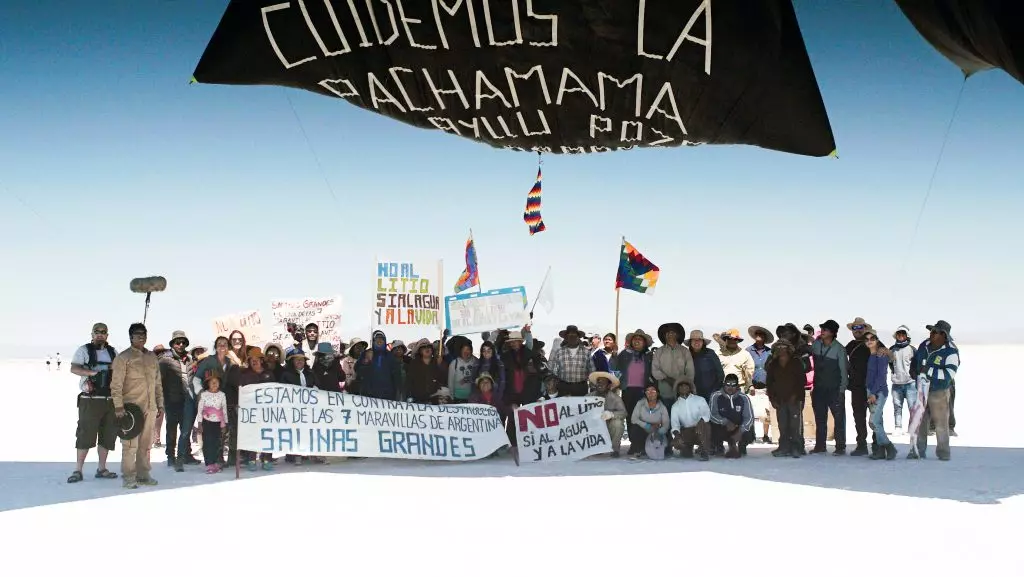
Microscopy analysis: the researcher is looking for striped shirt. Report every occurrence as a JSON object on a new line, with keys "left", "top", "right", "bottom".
{"left": 915, "top": 341, "right": 959, "bottom": 392}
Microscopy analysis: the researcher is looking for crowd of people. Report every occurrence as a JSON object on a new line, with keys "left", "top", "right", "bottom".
{"left": 65, "top": 316, "right": 960, "bottom": 489}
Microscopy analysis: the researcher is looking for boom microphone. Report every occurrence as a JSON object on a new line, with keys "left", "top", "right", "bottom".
{"left": 130, "top": 276, "right": 167, "bottom": 294}
{"left": 130, "top": 276, "right": 167, "bottom": 325}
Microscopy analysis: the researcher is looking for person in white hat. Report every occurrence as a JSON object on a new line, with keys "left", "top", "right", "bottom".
{"left": 889, "top": 326, "right": 917, "bottom": 433}
{"left": 589, "top": 372, "right": 627, "bottom": 457}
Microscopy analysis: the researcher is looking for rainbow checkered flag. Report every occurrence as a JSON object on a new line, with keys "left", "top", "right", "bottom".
{"left": 523, "top": 160, "right": 546, "bottom": 235}
{"left": 616, "top": 239, "right": 659, "bottom": 294}
{"left": 454, "top": 234, "right": 479, "bottom": 293}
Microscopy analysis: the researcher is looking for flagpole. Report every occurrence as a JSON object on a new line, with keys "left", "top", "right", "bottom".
{"left": 615, "top": 236, "right": 624, "bottom": 343}
{"left": 530, "top": 265, "right": 552, "bottom": 315}
{"left": 470, "top": 228, "right": 483, "bottom": 293}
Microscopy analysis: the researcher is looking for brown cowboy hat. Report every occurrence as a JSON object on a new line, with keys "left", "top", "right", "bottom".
{"left": 624, "top": 329, "right": 653, "bottom": 349}
{"left": 588, "top": 371, "right": 620, "bottom": 389}
{"left": 657, "top": 322, "right": 686, "bottom": 345}
{"left": 846, "top": 317, "right": 873, "bottom": 331}
{"left": 747, "top": 326, "right": 775, "bottom": 344}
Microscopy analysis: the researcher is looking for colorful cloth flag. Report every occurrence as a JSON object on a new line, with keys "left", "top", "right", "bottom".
{"left": 523, "top": 163, "right": 546, "bottom": 235}
{"left": 616, "top": 239, "right": 660, "bottom": 294}
{"left": 454, "top": 235, "right": 479, "bottom": 293}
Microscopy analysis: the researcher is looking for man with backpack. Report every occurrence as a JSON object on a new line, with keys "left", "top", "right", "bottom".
{"left": 67, "top": 323, "right": 120, "bottom": 483}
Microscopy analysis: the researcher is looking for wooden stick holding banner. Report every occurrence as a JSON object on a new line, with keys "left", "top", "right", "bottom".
{"left": 615, "top": 236, "right": 623, "bottom": 343}
{"left": 529, "top": 265, "right": 552, "bottom": 316}
{"left": 371, "top": 253, "right": 378, "bottom": 333}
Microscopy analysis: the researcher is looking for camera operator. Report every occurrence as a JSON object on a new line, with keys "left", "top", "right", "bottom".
{"left": 67, "top": 323, "right": 120, "bottom": 483}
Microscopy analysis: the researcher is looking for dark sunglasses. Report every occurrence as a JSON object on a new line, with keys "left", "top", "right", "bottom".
{"left": 230, "top": 337, "right": 244, "bottom": 343}
{"left": 852, "top": 324, "right": 866, "bottom": 331}
{"left": 93, "top": 330, "right": 108, "bottom": 335}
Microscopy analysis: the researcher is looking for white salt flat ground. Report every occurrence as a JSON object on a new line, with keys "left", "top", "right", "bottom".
{"left": 1, "top": 346, "right": 1020, "bottom": 576}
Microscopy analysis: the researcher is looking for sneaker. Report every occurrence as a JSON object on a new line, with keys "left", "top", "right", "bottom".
{"left": 137, "top": 477, "right": 158, "bottom": 486}
{"left": 174, "top": 458, "right": 184, "bottom": 473}
{"left": 851, "top": 445, "right": 869, "bottom": 457}
{"left": 261, "top": 461, "right": 275, "bottom": 471}
{"left": 206, "top": 465, "right": 218, "bottom": 474}
{"left": 246, "top": 461, "right": 258, "bottom": 472}
{"left": 123, "top": 479, "right": 139, "bottom": 490}
{"left": 906, "top": 449, "right": 919, "bottom": 460}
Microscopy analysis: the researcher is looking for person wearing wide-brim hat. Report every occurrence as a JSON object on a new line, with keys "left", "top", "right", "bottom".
{"left": 159, "top": 330, "right": 195, "bottom": 470}
{"left": 548, "top": 324, "right": 593, "bottom": 397}
{"left": 747, "top": 326, "right": 775, "bottom": 345}
{"left": 652, "top": 323, "right": 695, "bottom": 438}
{"left": 614, "top": 329, "right": 654, "bottom": 456}
{"left": 910, "top": 320, "right": 960, "bottom": 460}
{"left": 686, "top": 330, "right": 723, "bottom": 401}
{"left": 469, "top": 372, "right": 502, "bottom": 411}
{"left": 846, "top": 317, "right": 873, "bottom": 334}
{"left": 589, "top": 372, "right": 627, "bottom": 457}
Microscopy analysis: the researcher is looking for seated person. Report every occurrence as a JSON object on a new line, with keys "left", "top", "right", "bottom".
{"left": 670, "top": 381, "right": 712, "bottom": 461}
{"left": 588, "top": 371, "right": 628, "bottom": 457}
{"left": 709, "top": 374, "right": 754, "bottom": 458}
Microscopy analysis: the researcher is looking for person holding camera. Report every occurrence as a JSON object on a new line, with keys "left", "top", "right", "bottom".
{"left": 67, "top": 323, "right": 120, "bottom": 483}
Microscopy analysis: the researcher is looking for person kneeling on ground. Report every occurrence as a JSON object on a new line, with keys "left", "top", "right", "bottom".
{"left": 630, "top": 382, "right": 670, "bottom": 460}
{"left": 766, "top": 340, "right": 805, "bottom": 458}
{"left": 709, "top": 374, "right": 754, "bottom": 458}
{"left": 589, "top": 371, "right": 627, "bottom": 457}
{"left": 670, "top": 381, "right": 712, "bottom": 461}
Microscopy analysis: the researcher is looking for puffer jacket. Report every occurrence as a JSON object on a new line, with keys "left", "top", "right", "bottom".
{"left": 690, "top": 347, "right": 725, "bottom": 400}
{"left": 890, "top": 341, "right": 916, "bottom": 386}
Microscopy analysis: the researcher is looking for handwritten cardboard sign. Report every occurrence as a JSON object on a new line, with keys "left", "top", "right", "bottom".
{"left": 270, "top": 296, "right": 343, "bottom": 349}
{"left": 444, "top": 286, "right": 530, "bottom": 336}
{"left": 212, "top": 309, "right": 266, "bottom": 346}
{"left": 515, "top": 396, "right": 612, "bottom": 463}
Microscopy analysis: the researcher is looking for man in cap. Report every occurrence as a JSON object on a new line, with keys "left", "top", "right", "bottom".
{"left": 110, "top": 323, "right": 164, "bottom": 489}
{"left": 911, "top": 321, "right": 959, "bottom": 460}
{"left": 159, "top": 330, "right": 196, "bottom": 471}
{"left": 709, "top": 374, "right": 754, "bottom": 458}
{"left": 811, "top": 320, "right": 848, "bottom": 455}
{"left": 67, "top": 322, "right": 120, "bottom": 483}
{"left": 549, "top": 325, "right": 594, "bottom": 396}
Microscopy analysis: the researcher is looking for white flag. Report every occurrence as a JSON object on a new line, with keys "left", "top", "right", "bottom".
{"left": 537, "top": 268, "right": 555, "bottom": 314}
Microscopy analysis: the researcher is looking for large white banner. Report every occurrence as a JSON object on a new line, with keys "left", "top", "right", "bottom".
{"left": 515, "top": 396, "right": 612, "bottom": 463}
{"left": 238, "top": 383, "right": 509, "bottom": 460}
{"left": 269, "top": 296, "right": 343, "bottom": 349}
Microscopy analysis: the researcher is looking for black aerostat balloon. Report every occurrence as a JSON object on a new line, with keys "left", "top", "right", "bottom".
{"left": 895, "top": 0, "right": 1024, "bottom": 86}
{"left": 193, "top": 0, "right": 835, "bottom": 157}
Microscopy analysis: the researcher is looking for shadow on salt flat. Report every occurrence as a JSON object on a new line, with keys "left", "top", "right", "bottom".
{"left": 2, "top": 443, "right": 1021, "bottom": 512}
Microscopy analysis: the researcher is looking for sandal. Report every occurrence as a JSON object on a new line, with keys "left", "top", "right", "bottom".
{"left": 67, "top": 471, "right": 84, "bottom": 483}
{"left": 95, "top": 469, "right": 118, "bottom": 479}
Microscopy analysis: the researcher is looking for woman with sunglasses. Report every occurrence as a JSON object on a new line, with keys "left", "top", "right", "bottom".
{"left": 864, "top": 329, "right": 896, "bottom": 460}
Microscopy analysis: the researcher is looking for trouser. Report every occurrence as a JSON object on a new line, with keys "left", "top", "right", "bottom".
{"left": 623, "top": 387, "right": 645, "bottom": 453}
{"left": 673, "top": 420, "right": 711, "bottom": 456}
{"left": 202, "top": 420, "right": 223, "bottom": 466}
{"left": 661, "top": 397, "right": 675, "bottom": 457}
{"left": 891, "top": 384, "right": 909, "bottom": 428}
{"left": 504, "top": 403, "right": 520, "bottom": 447}
{"left": 711, "top": 422, "right": 749, "bottom": 452}
{"left": 849, "top": 387, "right": 873, "bottom": 447}
{"left": 121, "top": 412, "right": 154, "bottom": 482}
{"left": 179, "top": 396, "right": 196, "bottom": 459}
{"left": 868, "top": 390, "right": 890, "bottom": 446}
{"left": 557, "top": 380, "right": 588, "bottom": 396}
{"left": 948, "top": 381, "right": 956, "bottom": 429}
{"left": 607, "top": 418, "right": 624, "bottom": 454}
{"left": 917, "top": 388, "right": 952, "bottom": 458}
{"left": 152, "top": 412, "right": 164, "bottom": 444}
{"left": 801, "top": 390, "right": 815, "bottom": 445}
{"left": 163, "top": 402, "right": 184, "bottom": 461}
{"left": 812, "top": 389, "right": 846, "bottom": 450}
{"left": 776, "top": 399, "right": 802, "bottom": 452}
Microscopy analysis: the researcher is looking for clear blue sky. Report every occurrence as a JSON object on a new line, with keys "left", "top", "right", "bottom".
{"left": 2, "top": 0, "right": 1022, "bottom": 353}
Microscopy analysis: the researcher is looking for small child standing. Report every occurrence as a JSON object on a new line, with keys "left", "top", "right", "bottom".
{"left": 194, "top": 375, "right": 228, "bottom": 474}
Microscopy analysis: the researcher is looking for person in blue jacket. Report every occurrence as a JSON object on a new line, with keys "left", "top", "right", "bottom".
{"left": 863, "top": 329, "right": 896, "bottom": 460}
{"left": 354, "top": 330, "right": 402, "bottom": 400}
{"left": 911, "top": 320, "right": 959, "bottom": 461}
